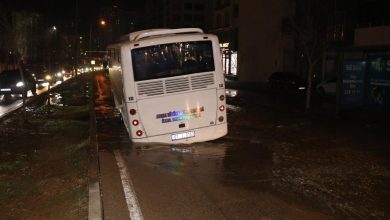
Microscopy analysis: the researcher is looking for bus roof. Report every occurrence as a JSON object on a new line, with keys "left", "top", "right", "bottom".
{"left": 129, "top": 28, "right": 204, "bottom": 42}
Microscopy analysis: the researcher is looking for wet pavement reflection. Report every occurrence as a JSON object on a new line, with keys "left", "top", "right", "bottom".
{"left": 95, "top": 73, "right": 390, "bottom": 219}
{"left": 94, "top": 73, "right": 330, "bottom": 219}
{"left": 130, "top": 142, "right": 229, "bottom": 176}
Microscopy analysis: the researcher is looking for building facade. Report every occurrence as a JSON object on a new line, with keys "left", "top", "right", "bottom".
{"left": 322, "top": 0, "right": 390, "bottom": 81}
{"left": 145, "top": 0, "right": 212, "bottom": 30}
{"left": 212, "top": 0, "right": 295, "bottom": 82}
{"left": 125, "top": 0, "right": 390, "bottom": 84}
{"left": 212, "top": 0, "right": 239, "bottom": 78}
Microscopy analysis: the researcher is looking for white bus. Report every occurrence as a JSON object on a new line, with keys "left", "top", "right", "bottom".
{"left": 107, "top": 28, "right": 227, "bottom": 144}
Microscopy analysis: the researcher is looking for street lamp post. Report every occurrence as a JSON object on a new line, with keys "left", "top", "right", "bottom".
{"left": 98, "top": 19, "right": 108, "bottom": 51}
{"left": 48, "top": 26, "right": 57, "bottom": 80}
{"left": 75, "top": 0, "right": 79, "bottom": 75}
{"left": 47, "top": 26, "right": 56, "bottom": 105}
{"left": 89, "top": 24, "right": 92, "bottom": 52}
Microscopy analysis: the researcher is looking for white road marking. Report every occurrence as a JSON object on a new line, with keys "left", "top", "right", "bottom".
{"left": 114, "top": 150, "right": 144, "bottom": 220}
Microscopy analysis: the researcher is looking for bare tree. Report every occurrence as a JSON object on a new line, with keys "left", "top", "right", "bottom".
{"left": 290, "top": 0, "right": 329, "bottom": 110}
{"left": 0, "top": 7, "right": 13, "bottom": 65}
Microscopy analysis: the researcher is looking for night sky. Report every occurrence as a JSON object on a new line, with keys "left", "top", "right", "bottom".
{"left": 1, "top": 0, "right": 144, "bottom": 23}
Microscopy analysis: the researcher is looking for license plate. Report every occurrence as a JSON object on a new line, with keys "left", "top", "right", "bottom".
{"left": 171, "top": 131, "right": 195, "bottom": 141}
{"left": 0, "top": 88, "right": 11, "bottom": 92}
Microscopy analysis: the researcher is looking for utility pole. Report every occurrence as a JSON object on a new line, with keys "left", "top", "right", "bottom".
{"left": 16, "top": 57, "right": 27, "bottom": 123}
{"left": 75, "top": 0, "right": 79, "bottom": 75}
{"left": 89, "top": 24, "right": 92, "bottom": 52}
{"left": 89, "top": 24, "right": 92, "bottom": 69}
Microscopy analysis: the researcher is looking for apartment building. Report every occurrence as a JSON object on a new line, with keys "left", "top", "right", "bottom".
{"left": 144, "top": 0, "right": 212, "bottom": 30}
{"left": 213, "top": 0, "right": 296, "bottom": 82}
{"left": 212, "top": 0, "right": 239, "bottom": 78}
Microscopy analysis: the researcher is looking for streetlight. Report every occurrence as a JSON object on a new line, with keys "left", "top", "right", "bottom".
{"left": 98, "top": 19, "right": 109, "bottom": 51}
{"left": 47, "top": 25, "right": 57, "bottom": 87}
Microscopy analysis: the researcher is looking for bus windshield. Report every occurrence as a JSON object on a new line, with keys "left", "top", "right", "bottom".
{"left": 131, "top": 41, "right": 215, "bottom": 81}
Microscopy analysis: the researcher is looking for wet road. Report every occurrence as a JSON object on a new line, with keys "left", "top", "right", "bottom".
{"left": 94, "top": 73, "right": 390, "bottom": 220}
{"left": 94, "top": 73, "right": 325, "bottom": 220}
{"left": 0, "top": 95, "right": 25, "bottom": 118}
{"left": 0, "top": 78, "right": 71, "bottom": 119}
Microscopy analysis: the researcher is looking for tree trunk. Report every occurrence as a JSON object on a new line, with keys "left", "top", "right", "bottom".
{"left": 18, "top": 62, "right": 28, "bottom": 123}
{"left": 305, "top": 64, "right": 313, "bottom": 110}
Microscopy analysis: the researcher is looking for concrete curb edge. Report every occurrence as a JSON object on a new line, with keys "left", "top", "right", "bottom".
{"left": 88, "top": 74, "right": 103, "bottom": 220}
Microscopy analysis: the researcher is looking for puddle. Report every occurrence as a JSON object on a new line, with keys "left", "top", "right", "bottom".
{"left": 170, "top": 146, "right": 192, "bottom": 154}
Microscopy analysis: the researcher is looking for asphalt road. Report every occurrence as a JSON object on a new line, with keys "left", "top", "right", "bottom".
{"left": 0, "top": 77, "right": 72, "bottom": 119}
{"left": 94, "top": 73, "right": 390, "bottom": 220}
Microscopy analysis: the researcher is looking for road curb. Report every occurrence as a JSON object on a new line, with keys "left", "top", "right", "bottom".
{"left": 88, "top": 74, "right": 103, "bottom": 220}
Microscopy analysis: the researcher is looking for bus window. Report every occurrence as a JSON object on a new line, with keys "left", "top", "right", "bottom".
{"left": 131, "top": 41, "right": 215, "bottom": 81}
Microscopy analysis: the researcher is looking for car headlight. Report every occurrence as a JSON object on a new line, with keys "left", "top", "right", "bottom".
{"left": 56, "top": 72, "right": 62, "bottom": 77}
{"left": 16, "top": 81, "right": 24, "bottom": 87}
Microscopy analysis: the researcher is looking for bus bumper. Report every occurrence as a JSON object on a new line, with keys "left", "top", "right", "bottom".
{"left": 131, "top": 123, "right": 228, "bottom": 144}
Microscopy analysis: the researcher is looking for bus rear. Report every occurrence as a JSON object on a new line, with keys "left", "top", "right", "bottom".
{"left": 118, "top": 28, "right": 227, "bottom": 144}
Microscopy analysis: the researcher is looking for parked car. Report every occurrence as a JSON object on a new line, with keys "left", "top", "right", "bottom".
{"left": 316, "top": 77, "right": 337, "bottom": 96}
{"left": 0, "top": 69, "right": 36, "bottom": 96}
{"left": 267, "top": 72, "right": 307, "bottom": 92}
